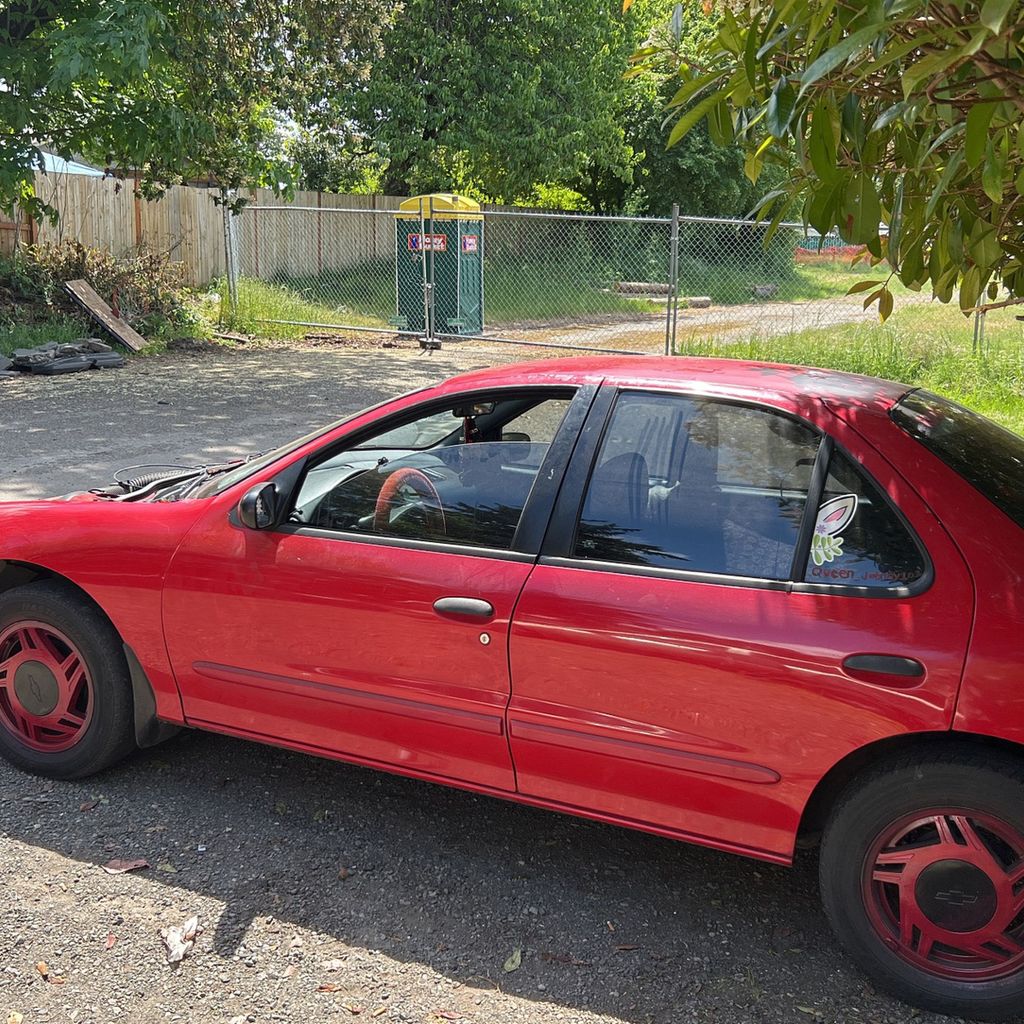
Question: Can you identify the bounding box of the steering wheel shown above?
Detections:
[373,467,447,536]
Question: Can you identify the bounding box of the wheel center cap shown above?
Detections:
[915,859,999,933]
[13,660,60,717]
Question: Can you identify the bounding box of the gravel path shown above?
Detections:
[1,343,966,1024]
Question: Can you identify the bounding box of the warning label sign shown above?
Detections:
[407,233,448,252]
[461,234,479,253]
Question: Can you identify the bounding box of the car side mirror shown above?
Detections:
[238,482,281,530]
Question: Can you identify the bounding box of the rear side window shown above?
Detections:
[573,392,821,579]
[803,451,927,589]
[892,390,1024,530]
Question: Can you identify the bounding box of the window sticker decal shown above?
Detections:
[810,493,858,565]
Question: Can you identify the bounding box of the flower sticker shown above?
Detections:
[811,493,858,565]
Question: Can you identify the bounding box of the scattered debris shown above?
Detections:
[615,944,640,952]
[156,861,178,874]
[6,338,124,377]
[101,858,150,875]
[337,865,352,880]
[7,1012,24,1024]
[35,961,48,978]
[160,915,201,963]
[64,279,145,352]
[79,799,100,812]
[104,933,117,951]
[502,948,522,973]
[317,983,342,993]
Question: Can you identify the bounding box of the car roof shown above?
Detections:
[443,356,911,412]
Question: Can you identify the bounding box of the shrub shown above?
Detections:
[0,241,201,337]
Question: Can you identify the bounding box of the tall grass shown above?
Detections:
[0,318,90,357]
[677,303,1024,434]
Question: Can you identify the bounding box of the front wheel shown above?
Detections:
[820,753,1024,1021]
[0,581,135,779]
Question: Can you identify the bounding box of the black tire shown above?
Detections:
[820,750,1024,1022]
[0,581,135,778]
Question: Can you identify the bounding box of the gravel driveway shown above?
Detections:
[0,343,965,1024]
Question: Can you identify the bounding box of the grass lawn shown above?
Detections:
[676,302,1024,435]
[224,256,913,341]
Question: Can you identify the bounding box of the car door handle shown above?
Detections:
[433,597,495,620]
[842,654,925,681]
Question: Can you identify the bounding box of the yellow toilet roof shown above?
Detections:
[396,193,482,219]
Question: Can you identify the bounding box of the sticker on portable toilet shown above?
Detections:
[409,233,447,251]
[462,234,479,253]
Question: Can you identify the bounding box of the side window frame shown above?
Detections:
[541,385,933,598]
[267,383,598,560]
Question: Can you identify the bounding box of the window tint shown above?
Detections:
[892,389,1024,530]
[290,393,572,550]
[803,450,926,588]
[574,392,820,578]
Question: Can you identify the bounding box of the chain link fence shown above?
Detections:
[225,200,904,354]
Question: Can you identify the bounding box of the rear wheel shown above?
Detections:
[0,581,135,778]
[820,754,1024,1021]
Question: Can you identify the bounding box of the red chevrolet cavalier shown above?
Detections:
[1,357,1022,1019]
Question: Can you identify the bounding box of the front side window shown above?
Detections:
[290,392,572,550]
[573,392,821,579]
[803,450,927,589]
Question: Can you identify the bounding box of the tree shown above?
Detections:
[0,0,391,219]
[634,0,1024,315]
[333,0,637,201]
[578,0,783,216]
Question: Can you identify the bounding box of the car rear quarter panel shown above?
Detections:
[826,399,1024,747]
[0,500,203,723]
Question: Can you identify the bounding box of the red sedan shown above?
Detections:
[1,357,1022,1020]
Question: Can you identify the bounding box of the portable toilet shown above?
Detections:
[394,194,484,336]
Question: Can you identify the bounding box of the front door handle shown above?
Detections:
[433,597,495,620]
[842,654,925,681]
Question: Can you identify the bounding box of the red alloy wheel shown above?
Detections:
[0,621,94,752]
[864,810,1024,982]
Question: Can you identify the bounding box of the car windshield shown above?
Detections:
[190,386,434,499]
[891,389,1024,530]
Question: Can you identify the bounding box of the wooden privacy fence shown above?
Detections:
[5,172,539,287]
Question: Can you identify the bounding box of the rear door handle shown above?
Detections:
[842,654,925,681]
[433,597,495,620]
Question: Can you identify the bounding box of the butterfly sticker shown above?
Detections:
[811,494,858,565]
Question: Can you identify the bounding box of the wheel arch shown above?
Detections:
[0,559,176,748]
[798,730,1024,848]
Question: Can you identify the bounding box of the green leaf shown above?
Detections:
[965,103,998,170]
[959,266,982,312]
[846,279,886,294]
[799,24,886,97]
[667,71,725,111]
[981,140,1005,204]
[503,948,522,973]
[878,287,894,321]
[968,221,1002,268]
[808,102,838,182]
[980,0,1013,33]
[840,173,882,245]
[667,92,727,148]
[924,152,964,221]
[766,78,796,138]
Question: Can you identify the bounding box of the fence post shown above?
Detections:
[222,200,239,314]
[664,203,680,356]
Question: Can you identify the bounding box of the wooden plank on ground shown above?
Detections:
[63,279,146,352]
